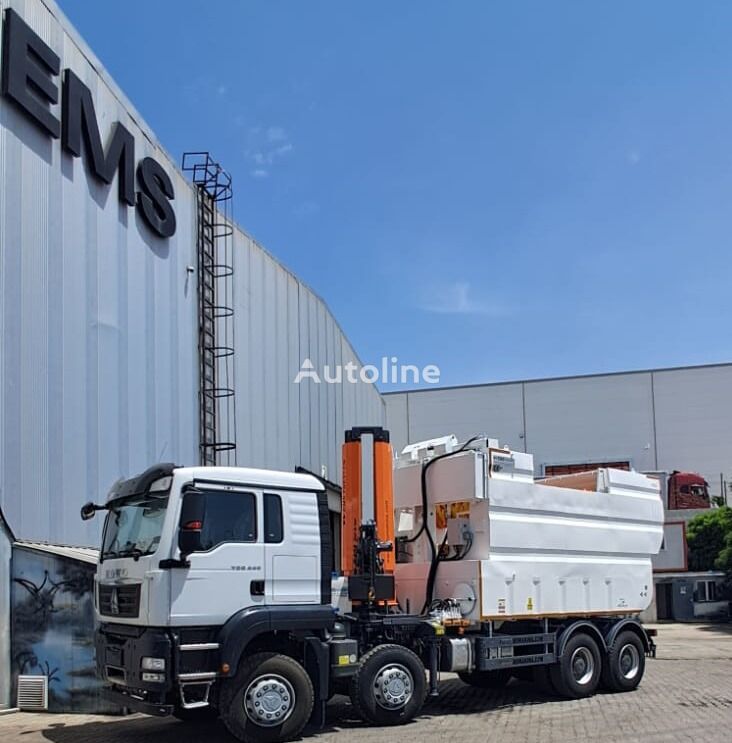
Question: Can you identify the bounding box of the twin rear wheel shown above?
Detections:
[601,631,645,693]
[548,630,645,699]
[459,631,645,700]
[550,632,603,698]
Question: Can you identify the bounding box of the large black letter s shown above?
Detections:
[137,157,176,238]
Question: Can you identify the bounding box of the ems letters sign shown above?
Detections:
[0,8,176,238]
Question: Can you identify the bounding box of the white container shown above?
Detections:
[393,445,664,622]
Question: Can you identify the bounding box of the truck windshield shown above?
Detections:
[102,493,168,560]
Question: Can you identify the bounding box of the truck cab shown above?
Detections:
[667,471,711,510]
[86,463,337,732]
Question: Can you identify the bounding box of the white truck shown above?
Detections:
[81,427,664,742]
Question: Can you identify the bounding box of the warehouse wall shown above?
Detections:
[0,512,11,708]
[0,0,383,546]
[385,363,732,498]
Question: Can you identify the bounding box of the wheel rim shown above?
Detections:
[570,646,595,685]
[244,674,295,727]
[373,663,414,709]
[618,643,640,680]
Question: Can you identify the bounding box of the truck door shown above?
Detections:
[169,485,266,625]
[263,490,322,604]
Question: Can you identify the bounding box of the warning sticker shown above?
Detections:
[497,598,506,614]
[526,597,534,611]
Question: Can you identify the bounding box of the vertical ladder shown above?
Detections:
[182,153,237,466]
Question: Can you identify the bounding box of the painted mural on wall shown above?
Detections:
[11,548,118,713]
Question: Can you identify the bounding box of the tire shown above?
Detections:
[550,632,602,699]
[457,669,512,689]
[601,630,645,693]
[219,652,314,743]
[172,704,218,722]
[532,664,559,696]
[349,644,427,726]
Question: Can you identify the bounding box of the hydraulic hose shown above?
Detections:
[419,435,482,613]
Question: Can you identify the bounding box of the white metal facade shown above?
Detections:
[0,513,11,708]
[386,363,732,498]
[0,0,383,546]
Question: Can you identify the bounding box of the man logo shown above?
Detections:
[110,588,120,616]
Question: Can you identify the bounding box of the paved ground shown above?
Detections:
[2,623,732,742]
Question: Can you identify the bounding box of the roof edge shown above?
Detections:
[382,362,732,396]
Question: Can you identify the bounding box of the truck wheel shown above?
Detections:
[350,644,426,726]
[550,632,601,699]
[532,664,559,696]
[457,669,512,689]
[219,652,314,743]
[601,631,645,692]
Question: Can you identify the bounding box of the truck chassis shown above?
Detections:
[98,609,654,742]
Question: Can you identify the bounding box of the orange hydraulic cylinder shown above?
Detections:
[341,434,396,576]
[373,439,395,573]
[341,439,361,576]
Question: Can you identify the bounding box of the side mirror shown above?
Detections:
[178,490,205,556]
[80,502,99,521]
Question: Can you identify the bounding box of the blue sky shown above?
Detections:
[59,0,732,389]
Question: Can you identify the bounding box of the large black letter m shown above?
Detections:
[62,69,135,205]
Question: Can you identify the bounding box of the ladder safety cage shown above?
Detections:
[182,152,237,466]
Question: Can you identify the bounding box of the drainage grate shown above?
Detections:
[17,676,48,711]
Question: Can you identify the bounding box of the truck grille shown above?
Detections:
[98,583,141,618]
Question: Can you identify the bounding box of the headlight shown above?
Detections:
[141,657,166,671]
[142,672,165,683]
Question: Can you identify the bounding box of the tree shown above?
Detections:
[686,506,732,573]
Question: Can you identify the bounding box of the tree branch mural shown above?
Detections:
[10,549,119,713]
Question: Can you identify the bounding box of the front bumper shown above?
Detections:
[96,623,175,709]
[101,685,173,716]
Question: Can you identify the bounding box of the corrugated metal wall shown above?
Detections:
[232,232,384,483]
[0,516,11,707]
[385,364,732,498]
[0,0,383,546]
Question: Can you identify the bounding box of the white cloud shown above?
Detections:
[418,281,509,316]
[246,126,293,177]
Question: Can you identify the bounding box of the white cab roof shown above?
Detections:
[174,466,325,492]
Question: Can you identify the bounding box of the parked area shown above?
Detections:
[1,623,730,743]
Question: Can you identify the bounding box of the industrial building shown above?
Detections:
[385,363,732,497]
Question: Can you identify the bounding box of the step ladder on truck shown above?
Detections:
[81,426,664,742]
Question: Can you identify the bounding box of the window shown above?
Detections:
[199,491,256,550]
[264,493,283,543]
[694,580,718,603]
[102,493,168,559]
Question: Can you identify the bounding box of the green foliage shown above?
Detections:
[686,506,732,573]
